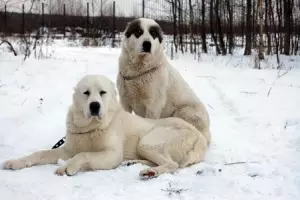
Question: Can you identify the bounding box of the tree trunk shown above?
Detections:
[188,0,195,54]
[252,0,256,49]
[291,0,295,55]
[171,0,178,53]
[210,0,221,55]
[265,0,272,55]
[276,0,283,53]
[294,0,299,55]
[215,0,226,55]
[201,0,207,53]
[258,0,264,60]
[241,0,245,47]
[177,0,184,54]
[283,0,292,55]
[244,0,252,55]
[225,0,234,54]
[270,0,280,65]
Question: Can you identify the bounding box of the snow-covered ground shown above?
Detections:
[0,42,300,200]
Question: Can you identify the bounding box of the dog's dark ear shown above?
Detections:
[157,26,163,43]
[125,19,142,38]
[149,24,163,43]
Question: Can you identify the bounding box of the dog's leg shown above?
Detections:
[137,133,179,179]
[173,106,211,145]
[121,159,156,167]
[55,150,123,176]
[144,97,166,119]
[3,147,70,170]
[138,148,178,179]
[179,137,207,168]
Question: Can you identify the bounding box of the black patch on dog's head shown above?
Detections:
[125,19,144,39]
[149,25,163,43]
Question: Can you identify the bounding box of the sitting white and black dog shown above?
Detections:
[117,18,211,145]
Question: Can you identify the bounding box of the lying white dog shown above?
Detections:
[3,75,207,179]
[117,18,211,145]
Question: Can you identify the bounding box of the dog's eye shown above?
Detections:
[100,91,106,96]
[150,30,156,37]
[134,29,143,38]
[83,91,90,96]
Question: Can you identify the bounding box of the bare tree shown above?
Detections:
[188,0,194,54]
[177,0,184,53]
[215,0,226,55]
[201,0,207,53]
[276,0,283,53]
[241,0,245,47]
[265,0,272,55]
[210,0,221,55]
[283,0,292,55]
[269,0,280,65]
[258,0,264,60]
[169,0,178,53]
[244,0,252,55]
[225,0,234,54]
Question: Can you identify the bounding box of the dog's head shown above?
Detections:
[122,18,163,57]
[72,74,117,122]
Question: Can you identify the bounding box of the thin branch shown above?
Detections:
[0,40,18,56]
[267,67,292,97]
[224,161,247,165]
[196,76,216,79]
[240,91,257,95]
[284,121,288,129]
[161,182,188,197]
[224,161,259,165]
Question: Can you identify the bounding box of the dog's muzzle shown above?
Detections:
[89,101,100,116]
[142,41,151,53]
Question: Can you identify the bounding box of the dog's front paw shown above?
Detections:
[2,159,30,170]
[65,163,80,176]
[55,165,67,176]
[55,163,80,176]
[139,168,158,180]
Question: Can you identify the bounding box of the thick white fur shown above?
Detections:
[2,75,207,178]
[118,18,211,144]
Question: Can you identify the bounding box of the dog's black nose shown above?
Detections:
[90,102,100,116]
[142,41,151,53]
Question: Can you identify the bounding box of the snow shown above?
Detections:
[0,41,300,200]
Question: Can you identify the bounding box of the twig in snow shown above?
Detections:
[0,84,6,88]
[284,121,288,129]
[161,182,188,197]
[0,40,18,56]
[224,161,247,165]
[224,161,258,166]
[196,76,216,79]
[240,91,257,95]
[249,173,259,178]
[21,98,27,106]
[207,104,214,110]
[267,67,292,97]
[258,78,265,84]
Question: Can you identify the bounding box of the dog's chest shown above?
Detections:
[124,79,151,102]
[66,131,106,154]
